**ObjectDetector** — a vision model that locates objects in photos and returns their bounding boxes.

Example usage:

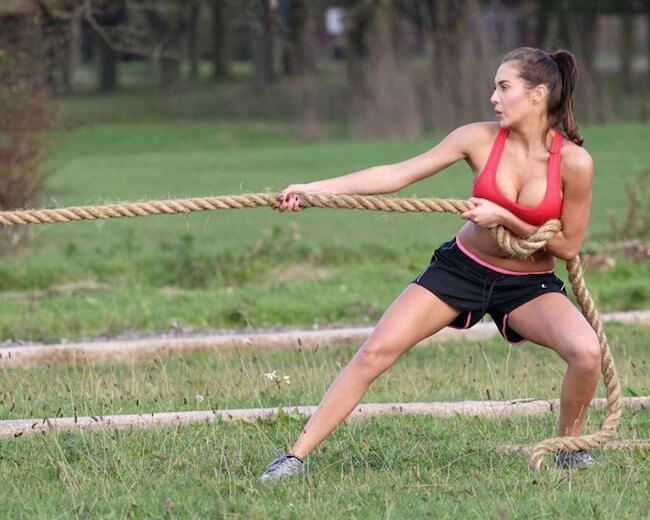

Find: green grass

[0,414,648,518]
[1,62,648,519]
[1,322,649,422]
[1,119,649,342]
[0,324,648,517]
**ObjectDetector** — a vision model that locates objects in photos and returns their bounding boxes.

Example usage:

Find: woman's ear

[532,84,547,105]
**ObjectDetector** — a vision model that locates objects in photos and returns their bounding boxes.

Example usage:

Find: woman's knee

[351,339,396,379]
[563,333,601,371]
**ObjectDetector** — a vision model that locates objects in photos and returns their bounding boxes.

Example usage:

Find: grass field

[0,413,648,518]
[0,323,648,517]
[0,93,649,517]
[0,115,649,343]
[1,321,648,421]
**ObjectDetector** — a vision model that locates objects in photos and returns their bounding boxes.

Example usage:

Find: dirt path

[2,396,648,439]
[1,310,649,368]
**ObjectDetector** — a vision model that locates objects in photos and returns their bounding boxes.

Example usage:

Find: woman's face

[490,61,540,127]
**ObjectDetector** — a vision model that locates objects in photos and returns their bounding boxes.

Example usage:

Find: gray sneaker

[552,450,598,469]
[259,452,305,482]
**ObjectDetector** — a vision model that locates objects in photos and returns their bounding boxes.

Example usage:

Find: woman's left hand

[460,197,506,229]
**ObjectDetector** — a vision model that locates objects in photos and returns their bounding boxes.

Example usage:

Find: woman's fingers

[292,193,302,211]
[287,193,300,211]
[279,192,293,212]
[276,192,301,212]
[275,193,284,212]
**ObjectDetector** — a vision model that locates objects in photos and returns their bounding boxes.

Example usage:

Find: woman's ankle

[289,446,309,460]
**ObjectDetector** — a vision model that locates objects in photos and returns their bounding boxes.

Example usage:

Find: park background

[0,0,649,517]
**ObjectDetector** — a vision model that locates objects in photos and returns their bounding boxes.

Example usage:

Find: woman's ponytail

[550,50,583,146]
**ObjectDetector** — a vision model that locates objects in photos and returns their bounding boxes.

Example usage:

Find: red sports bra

[472,127,564,226]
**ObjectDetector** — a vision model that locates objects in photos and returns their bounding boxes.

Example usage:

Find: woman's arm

[305,123,481,195]
[498,209,539,237]
[542,151,594,260]
[307,164,403,195]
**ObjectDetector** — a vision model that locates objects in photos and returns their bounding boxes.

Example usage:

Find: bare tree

[422,0,495,131]
[620,6,634,93]
[0,12,53,255]
[211,0,231,79]
[252,0,278,84]
[133,1,194,89]
[187,0,201,79]
[281,0,317,77]
[344,0,422,139]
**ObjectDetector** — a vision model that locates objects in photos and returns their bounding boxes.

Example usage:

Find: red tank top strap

[547,130,564,191]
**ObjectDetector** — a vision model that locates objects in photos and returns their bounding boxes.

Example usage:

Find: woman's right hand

[275,183,318,212]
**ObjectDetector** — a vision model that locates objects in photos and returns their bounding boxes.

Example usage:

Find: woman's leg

[289,284,461,460]
[505,293,602,437]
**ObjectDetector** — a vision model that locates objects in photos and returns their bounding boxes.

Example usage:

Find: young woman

[260,47,599,481]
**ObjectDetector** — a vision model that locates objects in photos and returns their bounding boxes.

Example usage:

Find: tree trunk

[647,13,650,84]
[188,1,200,79]
[344,1,372,137]
[212,0,231,79]
[282,0,315,77]
[641,13,650,120]
[96,32,118,92]
[555,2,571,48]
[534,0,554,48]
[252,0,276,85]
[67,6,82,89]
[345,2,421,140]
[427,0,461,128]
[160,57,181,89]
[621,10,634,93]
[563,5,605,124]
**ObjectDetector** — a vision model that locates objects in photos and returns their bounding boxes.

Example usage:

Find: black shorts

[411,236,567,345]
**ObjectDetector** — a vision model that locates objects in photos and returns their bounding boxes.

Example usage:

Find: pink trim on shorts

[448,311,473,330]
[454,236,554,276]
[502,313,528,346]
[462,311,472,329]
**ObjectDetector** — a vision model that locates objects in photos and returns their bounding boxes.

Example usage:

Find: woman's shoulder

[560,138,594,186]
[452,121,501,147]
[561,139,593,170]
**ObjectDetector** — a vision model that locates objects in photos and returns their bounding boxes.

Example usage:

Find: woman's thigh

[505,292,600,362]
[358,283,461,364]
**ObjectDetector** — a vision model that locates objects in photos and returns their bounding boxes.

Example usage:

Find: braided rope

[1,192,648,470]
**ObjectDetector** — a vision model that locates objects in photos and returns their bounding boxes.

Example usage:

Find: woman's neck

[506,119,555,156]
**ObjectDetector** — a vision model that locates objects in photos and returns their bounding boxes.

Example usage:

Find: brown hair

[502,47,584,147]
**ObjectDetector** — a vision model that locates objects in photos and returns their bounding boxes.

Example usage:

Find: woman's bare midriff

[456,221,556,272]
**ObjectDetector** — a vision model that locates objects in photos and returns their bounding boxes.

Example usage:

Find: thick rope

[1,192,648,470]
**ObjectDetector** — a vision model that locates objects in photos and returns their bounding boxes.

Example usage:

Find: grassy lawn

[0,322,648,421]
[1,46,648,519]
[0,117,649,343]
[0,322,648,517]
[0,110,648,516]
[0,414,648,518]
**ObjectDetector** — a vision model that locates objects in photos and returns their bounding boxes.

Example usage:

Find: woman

[260,47,599,481]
